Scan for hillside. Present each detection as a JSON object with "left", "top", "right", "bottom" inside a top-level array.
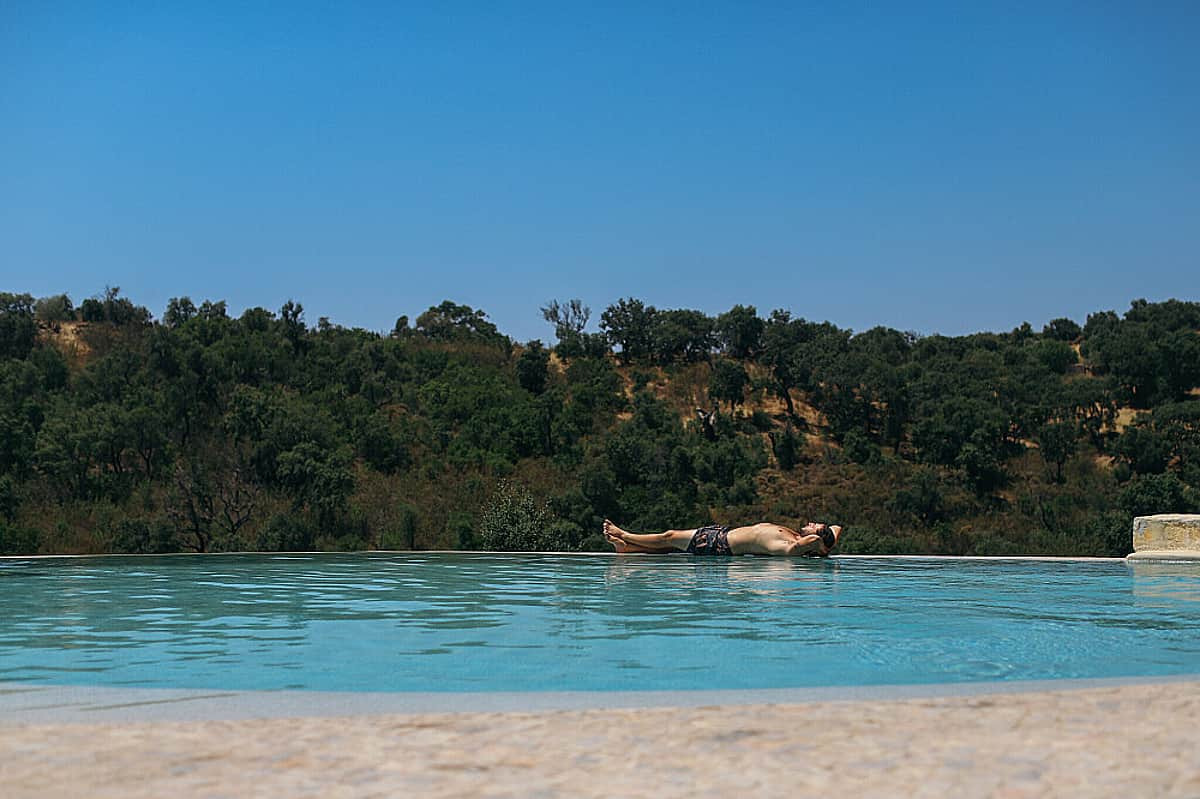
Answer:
[{"left": 1, "top": 290, "right": 1198, "bottom": 556}]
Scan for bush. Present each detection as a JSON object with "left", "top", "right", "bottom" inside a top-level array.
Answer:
[
  {"left": 770, "top": 427, "right": 802, "bottom": 471},
  {"left": 1085, "top": 511, "right": 1133, "bottom": 558},
  {"left": 578, "top": 531, "right": 609, "bottom": 551},
  {"left": 630, "top": 369, "right": 654, "bottom": 391},
  {"left": 447, "top": 510, "right": 476, "bottom": 549},
  {"left": 0, "top": 475, "right": 18, "bottom": 521},
  {"left": 842, "top": 430, "right": 882, "bottom": 465},
  {"left": 750, "top": 410, "right": 773, "bottom": 432},
  {"left": 956, "top": 440, "right": 1006, "bottom": 496},
  {"left": 1118, "top": 473, "right": 1200, "bottom": 518},
  {"left": 969, "top": 531, "right": 1024, "bottom": 556},
  {"left": 888, "top": 467, "right": 946, "bottom": 524},
  {"left": 34, "top": 294, "right": 74, "bottom": 322},
  {"left": 479, "top": 480, "right": 571, "bottom": 551},
  {"left": 356, "top": 413, "right": 411, "bottom": 474},
  {"left": 834, "top": 525, "right": 922, "bottom": 555},
  {"left": 108, "top": 519, "right": 177, "bottom": 554},
  {"left": 379, "top": 504, "right": 420, "bottom": 550},
  {"left": 0, "top": 521, "right": 39, "bottom": 554},
  {"left": 254, "top": 512, "right": 318, "bottom": 551}
]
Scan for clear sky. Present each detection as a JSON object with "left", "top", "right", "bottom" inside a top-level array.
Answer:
[{"left": 2, "top": 1, "right": 1197, "bottom": 342}]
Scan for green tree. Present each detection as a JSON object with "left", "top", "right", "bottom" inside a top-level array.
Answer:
[
  {"left": 35, "top": 402, "right": 100, "bottom": 499},
  {"left": 0, "top": 411, "right": 35, "bottom": 478},
  {"left": 601, "top": 298, "right": 656, "bottom": 363},
  {"left": 0, "top": 293, "right": 37, "bottom": 359},
  {"left": 1082, "top": 300, "right": 1200, "bottom": 407},
  {"left": 516, "top": 340, "right": 550, "bottom": 394},
  {"left": 955, "top": 432, "right": 1007, "bottom": 496},
  {"left": 1152, "top": 402, "right": 1200, "bottom": 482},
  {"left": 100, "top": 286, "right": 151, "bottom": 326},
  {"left": 169, "top": 444, "right": 262, "bottom": 552},
  {"left": 415, "top": 300, "right": 508, "bottom": 349},
  {"left": 842, "top": 429, "right": 882, "bottom": 465},
  {"left": 1112, "top": 424, "right": 1170, "bottom": 476},
  {"left": 540, "top": 299, "right": 593, "bottom": 355},
  {"left": 1037, "top": 421, "right": 1078, "bottom": 483},
  {"left": 650, "top": 309, "right": 715, "bottom": 363},
  {"left": 541, "top": 298, "right": 589, "bottom": 339},
  {"left": 1042, "top": 317, "right": 1081, "bottom": 341},
  {"left": 276, "top": 442, "right": 355, "bottom": 529},
  {"left": 79, "top": 298, "right": 105, "bottom": 322},
  {"left": 767, "top": 426, "right": 802, "bottom": 470},
  {"left": 1118, "top": 473, "right": 1199, "bottom": 518},
  {"left": 1058, "top": 377, "right": 1116, "bottom": 448},
  {"left": 716, "top": 304, "right": 764, "bottom": 359},
  {"left": 163, "top": 296, "right": 198, "bottom": 328},
  {"left": 279, "top": 299, "right": 307, "bottom": 353},
  {"left": 355, "top": 411, "right": 411, "bottom": 473},
  {"left": 761, "top": 310, "right": 805, "bottom": 417},
  {"left": 1162, "top": 330, "right": 1200, "bottom": 402},
  {"left": 1032, "top": 339, "right": 1077, "bottom": 374},
  {"left": 34, "top": 294, "right": 74, "bottom": 322},
  {"left": 708, "top": 359, "right": 749, "bottom": 412}
]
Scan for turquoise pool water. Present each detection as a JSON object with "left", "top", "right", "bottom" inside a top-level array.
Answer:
[{"left": 1, "top": 554, "right": 1198, "bottom": 692}]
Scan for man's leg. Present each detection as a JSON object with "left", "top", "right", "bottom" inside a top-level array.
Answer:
[{"left": 604, "top": 520, "right": 695, "bottom": 553}]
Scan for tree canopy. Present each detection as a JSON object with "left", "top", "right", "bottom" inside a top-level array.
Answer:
[{"left": 1, "top": 290, "right": 1198, "bottom": 558}]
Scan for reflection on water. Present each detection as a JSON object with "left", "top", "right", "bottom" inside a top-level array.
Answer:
[
  {"left": 1129, "top": 561, "right": 1200, "bottom": 605},
  {"left": 0, "top": 554, "right": 1198, "bottom": 692}
]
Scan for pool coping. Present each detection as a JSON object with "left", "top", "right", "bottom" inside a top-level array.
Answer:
[
  {"left": 0, "top": 551, "right": 1132, "bottom": 561},
  {"left": 3, "top": 674, "right": 1199, "bottom": 725}
]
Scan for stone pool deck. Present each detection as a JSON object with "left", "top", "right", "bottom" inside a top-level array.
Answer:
[{"left": 4, "top": 679, "right": 1200, "bottom": 798}]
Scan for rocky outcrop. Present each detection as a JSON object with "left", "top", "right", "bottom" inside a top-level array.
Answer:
[{"left": 1127, "top": 514, "right": 1200, "bottom": 560}]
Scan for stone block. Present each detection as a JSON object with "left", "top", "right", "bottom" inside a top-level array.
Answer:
[{"left": 1127, "top": 514, "right": 1200, "bottom": 560}]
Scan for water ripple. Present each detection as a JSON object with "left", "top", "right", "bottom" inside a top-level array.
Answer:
[{"left": 1, "top": 554, "right": 1198, "bottom": 691}]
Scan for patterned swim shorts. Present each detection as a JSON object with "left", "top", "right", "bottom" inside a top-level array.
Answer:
[{"left": 686, "top": 524, "right": 733, "bottom": 555}]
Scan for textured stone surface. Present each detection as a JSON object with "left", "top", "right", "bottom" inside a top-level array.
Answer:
[
  {"left": 4, "top": 681, "right": 1200, "bottom": 798},
  {"left": 1130, "top": 514, "right": 1200, "bottom": 559}
]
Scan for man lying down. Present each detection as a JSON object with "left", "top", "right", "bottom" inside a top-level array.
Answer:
[{"left": 604, "top": 519, "right": 843, "bottom": 557}]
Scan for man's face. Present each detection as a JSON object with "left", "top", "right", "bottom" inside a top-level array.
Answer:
[{"left": 801, "top": 522, "right": 827, "bottom": 536}]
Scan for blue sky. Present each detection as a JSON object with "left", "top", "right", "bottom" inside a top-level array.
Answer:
[{"left": 2, "top": 1, "right": 1197, "bottom": 342}]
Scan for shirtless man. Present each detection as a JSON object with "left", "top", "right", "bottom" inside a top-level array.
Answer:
[{"left": 603, "top": 519, "right": 842, "bottom": 557}]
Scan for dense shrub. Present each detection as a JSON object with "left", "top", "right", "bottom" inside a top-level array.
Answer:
[
  {"left": 479, "top": 481, "right": 573, "bottom": 551},
  {"left": 108, "top": 519, "right": 176, "bottom": 554},
  {"left": 1118, "top": 473, "right": 1200, "bottom": 518},
  {"left": 0, "top": 521, "right": 39, "bottom": 554}
]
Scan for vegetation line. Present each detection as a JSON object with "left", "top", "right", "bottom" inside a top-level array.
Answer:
[{"left": 1, "top": 290, "right": 1197, "bottom": 556}]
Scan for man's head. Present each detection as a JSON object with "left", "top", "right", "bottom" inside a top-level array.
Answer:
[{"left": 801, "top": 522, "right": 841, "bottom": 555}]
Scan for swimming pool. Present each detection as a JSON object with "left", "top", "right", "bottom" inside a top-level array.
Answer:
[{"left": 1, "top": 554, "right": 1198, "bottom": 693}]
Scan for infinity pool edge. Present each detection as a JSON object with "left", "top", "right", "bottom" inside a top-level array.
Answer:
[{"left": 0, "top": 551, "right": 1130, "bottom": 561}]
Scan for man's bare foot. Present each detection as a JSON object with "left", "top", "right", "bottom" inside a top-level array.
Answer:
[{"left": 604, "top": 519, "right": 636, "bottom": 553}]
